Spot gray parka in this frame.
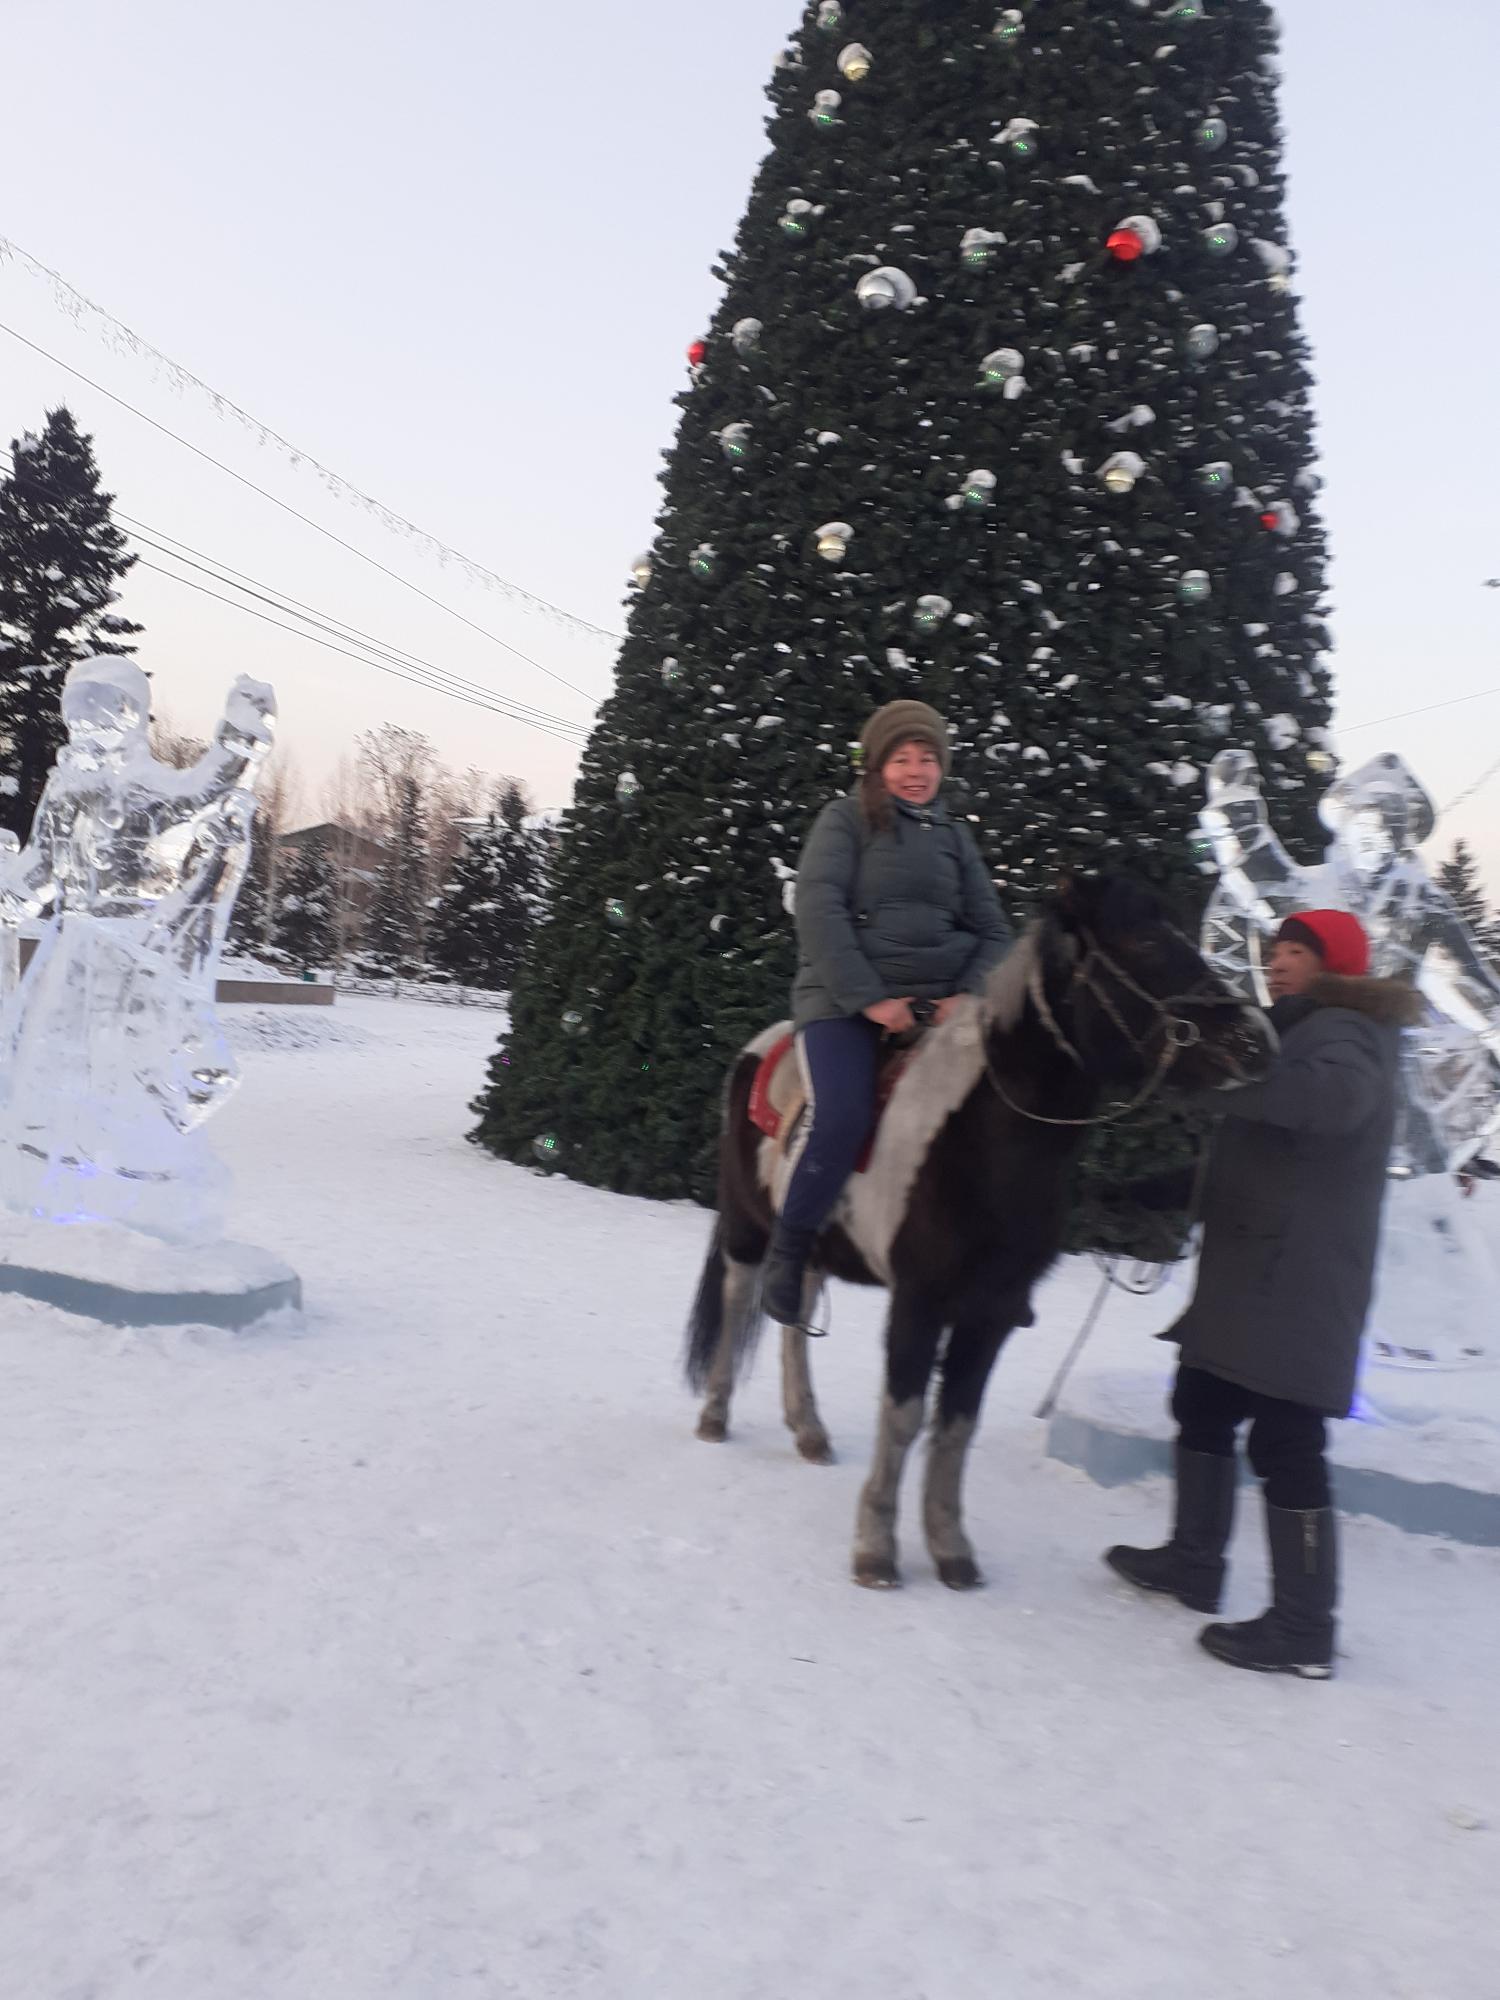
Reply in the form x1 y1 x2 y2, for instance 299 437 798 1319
1171 974 1420 1417
790 791 1013 1031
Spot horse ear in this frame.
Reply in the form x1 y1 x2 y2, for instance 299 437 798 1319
1049 869 1092 928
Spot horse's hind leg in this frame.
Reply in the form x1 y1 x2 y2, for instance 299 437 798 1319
852 1290 943 1588
923 1314 1015 1591
695 1255 761 1442
782 1271 833 1464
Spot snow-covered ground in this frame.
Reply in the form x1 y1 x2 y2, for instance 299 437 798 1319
1 994 1496 1999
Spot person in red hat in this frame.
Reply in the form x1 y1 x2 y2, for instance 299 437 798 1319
1106 909 1420 1679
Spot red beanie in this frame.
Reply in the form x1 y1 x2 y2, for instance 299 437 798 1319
1277 910 1371 978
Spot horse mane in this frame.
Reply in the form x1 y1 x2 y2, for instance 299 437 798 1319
983 922 1043 1033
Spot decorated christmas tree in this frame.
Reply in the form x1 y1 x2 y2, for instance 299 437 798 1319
474 0 1333 1207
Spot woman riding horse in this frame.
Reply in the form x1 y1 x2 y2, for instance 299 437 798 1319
761 701 1014 1325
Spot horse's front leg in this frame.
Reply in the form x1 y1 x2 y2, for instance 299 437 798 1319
923 1311 1017 1591
852 1288 944 1588
781 1268 833 1464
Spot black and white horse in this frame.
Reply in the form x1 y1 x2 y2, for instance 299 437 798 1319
684 873 1274 1590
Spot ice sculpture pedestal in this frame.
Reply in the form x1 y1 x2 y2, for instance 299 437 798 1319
0 1215 301 1332
1047 1363 1500 1548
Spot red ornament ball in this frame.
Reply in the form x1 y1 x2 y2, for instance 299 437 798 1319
1107 227 1146 263
1259 511 1280 531
687 338 708 368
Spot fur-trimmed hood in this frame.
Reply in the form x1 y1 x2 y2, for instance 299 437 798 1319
1306 972 1422 1028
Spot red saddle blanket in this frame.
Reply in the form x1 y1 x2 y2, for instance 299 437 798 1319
748 1032 917 1173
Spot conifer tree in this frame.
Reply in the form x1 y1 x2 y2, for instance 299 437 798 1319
475 0 1333 1206
273 837 336 973
1437 840 1500 968
227 811 274 960
0 408 142 838
431 784 548 992
361 776 430 977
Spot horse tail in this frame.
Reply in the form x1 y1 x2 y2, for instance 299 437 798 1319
683 1217 731 1392
683 1051 770 1393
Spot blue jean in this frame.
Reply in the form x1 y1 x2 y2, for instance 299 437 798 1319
780 1015 883 1236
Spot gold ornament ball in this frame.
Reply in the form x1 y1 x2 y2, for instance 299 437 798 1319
1307 750 1336 776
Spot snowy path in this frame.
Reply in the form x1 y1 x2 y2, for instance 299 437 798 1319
1 996 1494 1999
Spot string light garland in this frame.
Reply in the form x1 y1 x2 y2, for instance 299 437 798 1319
0 325 615 709
0 239 622 644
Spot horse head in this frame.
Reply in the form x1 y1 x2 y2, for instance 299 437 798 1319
1033 873 1276 1096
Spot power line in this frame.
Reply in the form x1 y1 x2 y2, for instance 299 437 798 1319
0 446 591 747
0 442 593 733
0 236 624 644
132 557 587 747
120 525 590 736
1443 752 1500 819
1337 682 1500 738
0 317 614 709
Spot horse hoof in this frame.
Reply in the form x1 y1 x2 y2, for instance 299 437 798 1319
796 1432 835 1466
696 1415 728 1443
852 1554 901 1590
937 1557 985 1592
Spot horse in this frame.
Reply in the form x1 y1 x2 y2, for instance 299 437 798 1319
683 871 1276 1591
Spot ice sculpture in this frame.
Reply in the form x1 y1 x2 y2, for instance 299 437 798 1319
1198 748 1500 1372
0 656 276 1242
1199 748 1500 1178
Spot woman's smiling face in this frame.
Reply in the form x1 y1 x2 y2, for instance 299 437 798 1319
881 739 943 807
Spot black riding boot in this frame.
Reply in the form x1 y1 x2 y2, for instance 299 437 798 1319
1199 1502 1338 1679
761 1222 819 1332
1105 1447 1237 1614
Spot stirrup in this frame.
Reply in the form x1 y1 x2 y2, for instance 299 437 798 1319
770 1275 831 1339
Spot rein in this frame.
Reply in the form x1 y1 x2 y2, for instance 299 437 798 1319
980 928 1250 1131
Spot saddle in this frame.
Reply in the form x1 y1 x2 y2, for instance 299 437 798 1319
748 1027 924 1173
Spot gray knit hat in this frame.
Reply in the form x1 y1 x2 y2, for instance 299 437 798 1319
859 700 951 777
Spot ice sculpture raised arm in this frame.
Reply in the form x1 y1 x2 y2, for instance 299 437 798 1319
0 655 276 1241
1201 751 1304 907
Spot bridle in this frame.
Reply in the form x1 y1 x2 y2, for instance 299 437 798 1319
981 925 1258 1130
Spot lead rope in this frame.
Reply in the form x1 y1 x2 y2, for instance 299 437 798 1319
983 1017 1193 1129
1033 1142 1212 1420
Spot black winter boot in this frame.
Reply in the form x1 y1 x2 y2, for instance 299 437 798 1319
760 1223 819 1332
1105 1448 1237 1614
1199 1502 1338 1680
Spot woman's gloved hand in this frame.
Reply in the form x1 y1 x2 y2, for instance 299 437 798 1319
863 998 917 1035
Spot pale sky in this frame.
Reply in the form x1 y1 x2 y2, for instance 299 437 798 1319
3 1 1497 881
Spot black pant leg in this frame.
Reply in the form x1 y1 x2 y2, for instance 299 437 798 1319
1171 1365 1253 1458
1245 1395 1331 1510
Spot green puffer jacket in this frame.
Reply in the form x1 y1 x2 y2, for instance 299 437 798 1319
790 791 1014 1030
